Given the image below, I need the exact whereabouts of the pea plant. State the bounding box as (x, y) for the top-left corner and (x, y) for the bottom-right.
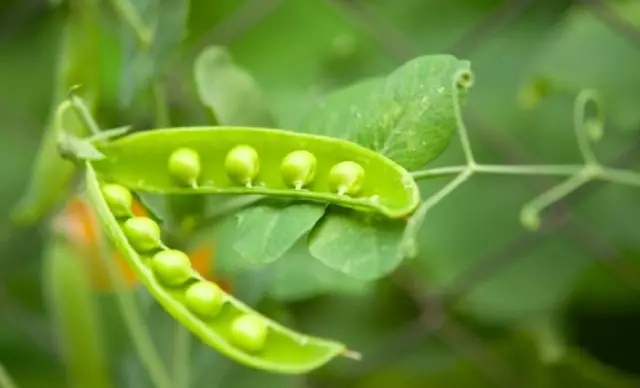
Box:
(6, 1), (640, 388)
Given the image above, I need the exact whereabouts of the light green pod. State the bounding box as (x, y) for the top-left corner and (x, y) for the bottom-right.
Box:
(101, 183), (132, 218)
(89, 127), (420, 219)
(280, 150), (317, 189)
(122, 217), (162, 252)
(168, 147), (201, 187)
(328, 161), (365, 196)
(84, 163), (357, 374)
(224, 144), (260, 187)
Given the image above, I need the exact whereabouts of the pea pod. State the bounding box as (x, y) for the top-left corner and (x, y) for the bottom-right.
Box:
(83, 163), (358, 374)
(89, 127), (420, 219)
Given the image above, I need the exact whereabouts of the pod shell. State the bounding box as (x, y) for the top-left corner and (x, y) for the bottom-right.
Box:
(91, 126), (420, 219)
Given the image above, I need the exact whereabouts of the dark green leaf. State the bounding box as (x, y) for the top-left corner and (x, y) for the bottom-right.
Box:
(215, 200), (327, 270)
(308, 207), (406, 281)
(300, 54), (471, 170)
(268, 238), (371, 302)
(194, 45), (276, 126)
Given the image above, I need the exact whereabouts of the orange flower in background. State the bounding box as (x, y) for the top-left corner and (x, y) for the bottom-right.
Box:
(52, 195), (232, 293)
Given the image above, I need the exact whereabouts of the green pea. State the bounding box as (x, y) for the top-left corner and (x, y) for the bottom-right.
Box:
(230, 314), (268, 352)
(225, 144), (260, 187)
(101, 183), (132, 218)
(185, 281), (225, 318)
(151, 250), (192, 287)
(122, 216), (162, 252)
(90, 127), (420, 219)
(168, 147), (201, 187)
(328, 161), (365, 196)
(85, 163), (356, 374)
(280, 150), (317, 189)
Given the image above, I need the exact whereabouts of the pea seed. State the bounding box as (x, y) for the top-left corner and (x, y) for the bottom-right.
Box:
(280, 150), (317, 189)
(122, 217), (162, 252)
(225, 145), (259, 187)
(328, 161), (365, 196)
(168, 147), (201, 187)
(185, 281), (225, 318)
(151, 250), (192, 287)
(101, 183), (132, 218)
(230, 314), (268, 352)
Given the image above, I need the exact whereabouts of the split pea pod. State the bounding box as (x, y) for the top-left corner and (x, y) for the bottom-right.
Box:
(89, 126), (420, 219)
(83, 163), (357, 374)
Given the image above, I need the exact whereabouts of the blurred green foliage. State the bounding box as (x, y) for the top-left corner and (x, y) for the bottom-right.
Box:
(1, 0), (640, 387)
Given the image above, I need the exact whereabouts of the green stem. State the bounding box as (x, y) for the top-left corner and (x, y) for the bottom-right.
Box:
(96, 232), (171, 388)
(474, 164), (583, 176)
(411, 166), (467, 179)
(110, 0), (152, 49)
(573, 89), (602, 165)
(70, 95), (101, 135)
(452, 69), (476, 164)
(600, 167), (640, 187)
(0, 363), (18, 388)
(521, 168), (593, 219)
(172, 323), (191, 388)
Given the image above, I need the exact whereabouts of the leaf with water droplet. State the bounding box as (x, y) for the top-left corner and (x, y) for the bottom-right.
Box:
(299, 54), (472, 170)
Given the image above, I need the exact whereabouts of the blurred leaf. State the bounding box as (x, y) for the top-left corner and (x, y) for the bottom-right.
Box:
(42, 237), (112, 388)
(215, 200), (326, 269)
(194, 45), (276, 126)
(11, 0), (100, 225)
(547, 349), (639, 388)
(309, 207), (406, 281)
(300, 54), (471, 170)
(525, 2), (640, 132)
(268, 238), (371, 302)
(414, 174), (590, 324)
(119, 0), (189, 105)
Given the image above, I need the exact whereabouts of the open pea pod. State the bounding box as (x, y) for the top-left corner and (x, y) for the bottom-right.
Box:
(89, 126), (420, 219)
(83, 163), (356, 374)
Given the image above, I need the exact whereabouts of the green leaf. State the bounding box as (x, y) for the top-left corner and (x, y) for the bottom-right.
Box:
(194, 45), (276, 126)
(299, 54), (472, 170)
(215, 200), (327, 270)
(268, 238), (371, 302)
(308, 207), (406, 281)
(119, 0), (189, 105)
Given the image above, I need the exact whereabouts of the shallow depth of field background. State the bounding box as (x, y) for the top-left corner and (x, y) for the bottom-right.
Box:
(1, 0), (640, 387)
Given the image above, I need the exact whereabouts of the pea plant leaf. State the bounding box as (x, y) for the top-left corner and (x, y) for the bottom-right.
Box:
(299, 54), (471, 170)
(119, 0), (189, 105)
(194, 45), (277, 127)
(268, 238), (371, 302)
(214, 199), (327, 270)
(308, 207), (406, 281)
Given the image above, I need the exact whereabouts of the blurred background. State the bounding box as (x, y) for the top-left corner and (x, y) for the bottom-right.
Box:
(1, 0), (640, 387)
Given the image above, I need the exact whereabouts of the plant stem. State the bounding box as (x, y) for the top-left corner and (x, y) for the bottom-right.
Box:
(521, 168), (593, 218)
(110, 0), (152, 49)
(474, 164), (583, 176)
(70, 95), (101, 135)
(96, 230), (171, 388)
(600, 167), (640, 187)
(0, 363), (18, 388)
(573, 89), (602, 165)
(453, 70), (476, 165)
(411, 166), (467, 179)
(172, 323), (191, 388)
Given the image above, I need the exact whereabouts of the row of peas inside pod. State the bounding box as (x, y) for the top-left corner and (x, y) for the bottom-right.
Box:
(101, 183), (269, 352)
(168, 144), (366, 196)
